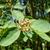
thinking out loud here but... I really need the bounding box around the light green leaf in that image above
[35,31,50,42]
[0,4,5,8]
[0,30,20,46]
[24,48,32,50]
[31,19,50,32]
[46,8,50,13]
[26,31,33,38]
[3,21,16,29]
[12,10,24,21]
[23,36,28,42]
[23,31,33,39]
[14,3,24,10]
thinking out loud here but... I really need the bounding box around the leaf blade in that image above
[0,29,20,46]
[36,31,50,42]
[31,19,50,32]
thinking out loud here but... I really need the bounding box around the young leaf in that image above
[0,29,20,46]
[23,36,28,42]
[23,31,33,39]
[26,31,33,38]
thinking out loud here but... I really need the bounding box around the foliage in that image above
[0,0,50,50]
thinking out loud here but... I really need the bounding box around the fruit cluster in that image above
[19,18,31,32]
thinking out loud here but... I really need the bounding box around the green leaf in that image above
[0,29,7,37]
[3,21,16,29]
[0,4,5,8]
[35,31,50,42]
[0,29,20,46]
[26,31,33,38]
[23,31,33,39]
[12,10,24,21]
[24,48,32,50]
[31,19,50,32]
[14,3,24,10]
[46,8,50,13]
[23,36,28,42]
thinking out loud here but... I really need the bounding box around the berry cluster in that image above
[19,19,31,32]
